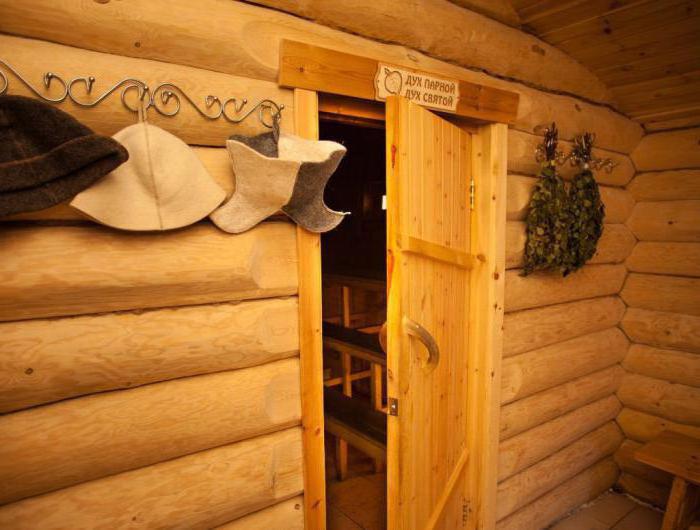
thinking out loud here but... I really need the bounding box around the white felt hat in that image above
[71,123,226,231]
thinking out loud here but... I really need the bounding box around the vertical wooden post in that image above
[466,123,507,530]
[294,88,326,530]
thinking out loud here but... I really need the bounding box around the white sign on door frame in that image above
[374,64,460,113]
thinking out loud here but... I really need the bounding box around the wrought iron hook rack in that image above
[0,59,285,130]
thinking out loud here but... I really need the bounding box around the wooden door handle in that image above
[402,316,440,370]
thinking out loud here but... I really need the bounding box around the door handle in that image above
[402,316,440,371]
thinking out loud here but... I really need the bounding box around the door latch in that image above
[388,397,399,416]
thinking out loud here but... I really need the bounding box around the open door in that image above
[385,96,505,530]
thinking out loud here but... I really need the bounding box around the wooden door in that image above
[385,96,505,530]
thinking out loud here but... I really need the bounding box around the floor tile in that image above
[612,505,663,530]
[550,510,609,530]
[584,492,637,526]
[328,506,363,530]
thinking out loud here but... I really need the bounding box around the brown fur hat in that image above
[0,95,128,217]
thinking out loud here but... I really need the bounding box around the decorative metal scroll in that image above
[535,122,616,173]
[0,59,284,131]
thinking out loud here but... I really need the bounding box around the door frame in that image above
[286,42,514,530]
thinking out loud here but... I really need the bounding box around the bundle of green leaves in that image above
[522,163,572,276]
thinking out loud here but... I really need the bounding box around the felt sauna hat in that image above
[211,131,347,234]
[0,95,128,217]
[71,121,226,231]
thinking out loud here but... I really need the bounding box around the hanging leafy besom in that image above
[522,123,572,276]
[564,133,605,276]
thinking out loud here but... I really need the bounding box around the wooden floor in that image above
[326,442,386,530]
[550,491,694,530]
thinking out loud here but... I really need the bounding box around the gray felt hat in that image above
[211,132,347,234]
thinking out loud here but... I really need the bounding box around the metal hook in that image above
[0,60,69,102]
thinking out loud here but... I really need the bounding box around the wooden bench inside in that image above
[635,430,700,530]
[324,387,387,463]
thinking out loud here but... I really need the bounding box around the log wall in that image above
[0,1,647,527]
[0,8,305,526]
[615,129,700,507]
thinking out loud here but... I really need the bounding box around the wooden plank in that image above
[215,497,304,530]
[496,458,619,530]
[628,170,700,201]
[501,328,628,404]
[0,427,304,529]
[499,365,623,440]
[2,147,235,223]
[617,408,700,443]
[496,422,623,521]
[505,264,627,312]
[627,201,700,242]
[508,130,635,186]
[399,234,475,269]
[615,439,673,486]
[635,430,700,484]
[618,373,700,426]
[624,344,700,387]
[627,242,700,277]
[503,296,625,357]
[0,359,301,505]
[262,1,610,102]
[632,128,700,171]
[279,40,519,124]
[645,112,700,133]
[622,308,700,354]
[466,122,507,530]
[0,222,298,322]
[0,34,293,146]
[498,395,621,481]
[662,476,699,530]
[0,297,299,413]
[506,174,635,222]
[621,274,700,316]
[293,88,326,530]
[506,222,635,269]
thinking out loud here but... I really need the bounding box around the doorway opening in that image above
[319,96,388,530]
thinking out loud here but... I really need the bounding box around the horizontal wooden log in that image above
[2,147,235,223]
[617,473,670,509]
[505,264,626,312]
[632,128,700,171]
[0,0,610,104]
[0,0,645,154]
[615,440,672,487]
[0,297,299,413]
[503,296,624,358]
[623,345,700,388]
[621,274,700,317]
[215,497,304,529]
[496,422,622,520]
[617,373,700,426]
[626,242,700,277]
[498,395,621,481]
[445,0,520,26]
[507,131,635,186]
[628,170,700,201]
[627,201,700,242]
[497,458,619,530]
[506,174,635,222]
[501,328,628,404]
[506,222,635,269]
[616,408,700,443]
[0,222,298,322]
[500,366,623,440]
[0,359,302,504]
[0,427,304,528]
[0,35,293,146]
[621,308,700,354]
